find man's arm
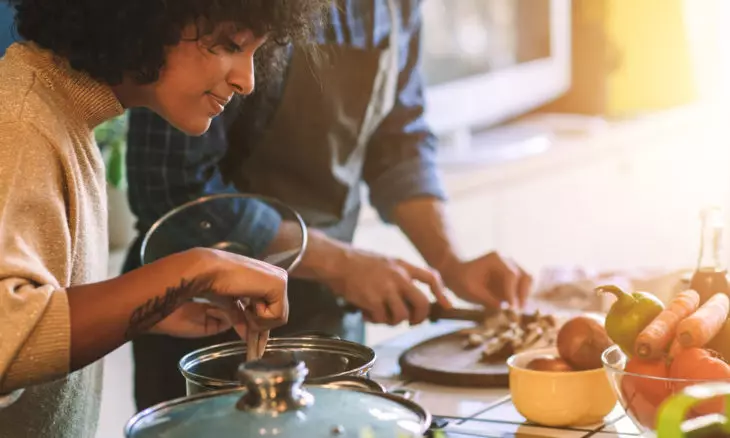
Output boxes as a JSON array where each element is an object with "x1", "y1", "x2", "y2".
[
  {"x1": 363, "y1": 3, "x2": 531, "y2": 308},
  {"x1": 126, "y1": 108, "x2": 281, "y2": 263},
  {"x1": 362, "y1": 3, "x2": 458, "y2": 270}
]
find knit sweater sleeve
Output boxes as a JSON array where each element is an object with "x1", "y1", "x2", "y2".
[{"x1": 0, "y1": 122, "x2": 72, "y2": 393}]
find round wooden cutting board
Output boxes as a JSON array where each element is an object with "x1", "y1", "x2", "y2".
[
  {"x1": 398, "y1": 329, "x2": 512, "y2": 387},
  {"x1": 399, "y1": 308, "x2": 593, "y2": 387}
]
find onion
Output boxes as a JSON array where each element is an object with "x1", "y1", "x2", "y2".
[
  {"x1": 526, "y1": 356, "x2": 574, "y2": 372},
  {"x1": 557, "y1": 315, "x2": 612, "y2": 370}
]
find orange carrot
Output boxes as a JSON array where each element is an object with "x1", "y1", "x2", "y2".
[
  {"x1": 635, "y1": 289, "x2": 701, "y2": 359},
  {"x1": 668, "y1": 338, "x2": 684, "y2": 361},
  {"x1": 676, "y1": 293, "x2": 730, "y2": 348}
]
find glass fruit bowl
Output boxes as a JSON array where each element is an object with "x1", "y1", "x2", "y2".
[{"x1": 602, "y1": 345, "x2": 730, "y2": 437}]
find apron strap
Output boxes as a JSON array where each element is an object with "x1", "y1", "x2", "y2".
[{"x1": 355, "y1": 0, "x2": 400, "y2": 148}]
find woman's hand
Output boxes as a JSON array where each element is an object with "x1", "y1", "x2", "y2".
[
  {"x1": 66, "y1": 248, "x2": 288, "y2": 373},
  {"x1": 138, "y1": 248, "x2": 289, "y2": 339}
]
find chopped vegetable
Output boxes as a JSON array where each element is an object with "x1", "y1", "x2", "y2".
[
  {"x1": 676, "y1": 293, "x2": 730, "y2": 348},
  {"x1": 597, "y1": 285, "x2": 664, "y2": 356},
  {"x1": 634, "y1": 289, "x2": 700, "y2": 359}
]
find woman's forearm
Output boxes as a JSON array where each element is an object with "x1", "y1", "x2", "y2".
[{"x1": 67, "y1": 251, "x2": 199, "y2": 371}]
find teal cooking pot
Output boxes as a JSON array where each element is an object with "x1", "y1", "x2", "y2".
[{"x1": 125, "y1": 355, "x2": 431, "y2": 438}]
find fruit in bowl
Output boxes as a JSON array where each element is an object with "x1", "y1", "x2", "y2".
[
  {"x1": 507, "y1": 315, "x2": 616, "y2": 427},
  {"x1": 598, "y1": 286, "x2": 730, "y2": 435},
  {"x1": 603, "y1": 345, "x2": 730, "y2": 434}
]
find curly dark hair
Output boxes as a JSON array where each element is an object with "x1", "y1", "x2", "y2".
[{"x1": 5, "y1": 0, "x2": 330, "y2": 85}]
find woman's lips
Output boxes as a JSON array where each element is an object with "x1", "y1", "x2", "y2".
[{"x1": 206, "y1": 93, "x2": 231, "y2": 116}]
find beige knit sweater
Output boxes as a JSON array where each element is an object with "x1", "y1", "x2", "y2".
[{"x1": 0, "y1": 42, "x2": 123, "y2": 437}]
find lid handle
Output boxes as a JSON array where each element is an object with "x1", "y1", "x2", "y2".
[{"x1": 235, "y1": 353, "x2": 314, "y2": 413}]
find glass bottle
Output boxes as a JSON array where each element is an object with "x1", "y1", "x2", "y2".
[{"x1": 689, "y1": 206, "x2": 730, "y2": 304}]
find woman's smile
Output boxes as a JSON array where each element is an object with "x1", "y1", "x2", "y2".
[{"x1": 206, "y1": 92, "x2": 231, "y2": 116}]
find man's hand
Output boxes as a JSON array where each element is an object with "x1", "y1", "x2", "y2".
[
  {"x1": 323, "y1": 248, "x2": 452, "y2": 326},
  {"x1": 440, "y1": 252, "x2": 532, "y2": 310}
]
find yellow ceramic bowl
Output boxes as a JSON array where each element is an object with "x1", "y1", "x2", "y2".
[{"x1": 507, "y1": 347, "x2": 617, "y2": 427}]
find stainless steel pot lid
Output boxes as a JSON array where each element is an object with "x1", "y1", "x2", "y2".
[
  {"x1": 179, "y1": 336, "x2": 376, "y2": 390},
  {"x1": 126, "y1": 355, "x2": 430, "y2": 438}
]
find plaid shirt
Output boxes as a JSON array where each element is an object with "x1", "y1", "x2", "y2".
[{"x1": 126, "y1": 0, "x2": 446, "y2": 255}]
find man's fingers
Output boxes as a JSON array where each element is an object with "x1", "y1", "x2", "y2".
[
  {"x1": 365, "y1": 295, "x2": 389, "y2": 324},
  {"x1": 400, "y1": 282, "x2": 431, "y2": 325},
  {"x1": 488, "y1": 255, "x2": 519, "y2": 308},
  {"x1": 516, "y1": 266, "x2": 533, "y2": 309},
  {"x1": 479, "y1": 286, "x2": 503, "y2": 309},
  {"x1": 384, "y1": 291, "x2": 410, "y2": 326},
  {"x1": 399, "y1": 261, "x2": 452, "y2": 310}
]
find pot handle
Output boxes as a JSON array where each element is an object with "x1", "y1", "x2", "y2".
[
  {"x1": 390, "y1": 388, "x2": 417, "y2": 401},
  {"x1": 287, "y1": 331, "x2": 341, "y2": 340}
]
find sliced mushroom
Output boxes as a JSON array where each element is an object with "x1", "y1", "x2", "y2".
[
  {"x1": 464, "y1": 333, "x2": 484, "y2": 349},
  {"x1": 541, "y1": 314, "x2": 557, "y2": 327},
  {"x1": 481, "y1": 337, "x2": 508, "y2": 358},
  {"x1": 459, "y1": 327, "x2": 486, "y2": 336},
  {"x1": 503, "y1": 308, "x2": 519, "y2": 324},
  {"x1": 467, "y1": 309, "x2": 561, "y2": 361},
  {"x1": 522, "y1": 326, "x2": 544, "y2": 349},
  {"x1": 499, "y1": 324, "x2": 523, "y2": 343}
]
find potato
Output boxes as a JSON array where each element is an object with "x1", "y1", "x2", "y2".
[
  {"x1": 526, "y1": 356, "x2": 574, "y2": 372},
  {"x1": 556, "y1": 316, "x2": 612, "y2": 370}
]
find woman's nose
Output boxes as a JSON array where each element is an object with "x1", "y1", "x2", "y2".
[{"x1": 228, "y1": 54, "x2": 255, "y2": 96}]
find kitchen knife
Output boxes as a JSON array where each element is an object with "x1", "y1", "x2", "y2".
[
  {"x1": 343, "y1": 302, "x2": 492, "y2": 323},
  {"x1": 428, "y1": 303, "x2": 494, "y2": 323}
]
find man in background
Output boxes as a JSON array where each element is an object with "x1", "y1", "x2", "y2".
[
  {"x1": 123, "y1": 0, "x2": 533, "y2": 411},
  {"x1": 0, "y1": 3, "x2": 16, "y2": 55}
]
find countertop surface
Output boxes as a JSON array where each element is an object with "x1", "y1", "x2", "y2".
[{"x1": 371, "y1": 321, "x2": 641, "y2": 438}]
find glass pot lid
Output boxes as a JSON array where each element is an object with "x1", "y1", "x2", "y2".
[
  {"x1": 140, "y1": 193, "x2": 307, "y2": 273},
  {"x1": 125, "y1": 355, "x2": 430, "y2": 438}
]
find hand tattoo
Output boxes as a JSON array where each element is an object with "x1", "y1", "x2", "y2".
[{"x1": 124, "y1": 277, "x2": 216, "y2": 339}]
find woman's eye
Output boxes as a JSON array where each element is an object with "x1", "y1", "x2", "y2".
[
  {"x1": 206, "y1": 43, "x2": 243, "y2": 55},
  {"x1": 224, "y1": 43, "x2": 243, "y2": 53}
]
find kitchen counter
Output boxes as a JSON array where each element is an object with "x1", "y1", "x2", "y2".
[{"x1": 371, "y1": 321, "x2": 641, "y2": 438}]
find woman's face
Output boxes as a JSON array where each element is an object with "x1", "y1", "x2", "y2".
[{"x1": 147, "y1": 24, "x2": 266, "y2": 136}]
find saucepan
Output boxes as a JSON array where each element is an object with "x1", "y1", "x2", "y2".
[
  {"x1": 178, "y1": 333, "x2": 378, "y2": 396},
  {"x1": 125, "y1": 355, "x2": 431, "y2": 438}
]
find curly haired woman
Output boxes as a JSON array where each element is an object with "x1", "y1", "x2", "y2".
[{"x1": 0, "y1": 0, "x2": 327, "y2": 436}]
